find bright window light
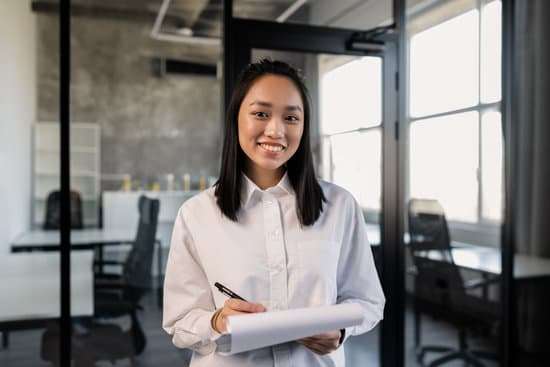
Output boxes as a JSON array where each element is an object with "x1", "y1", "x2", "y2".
[
  {"x1": 330, "y1": 129, "x2": 382, "y2": 211},
  {"x1": 410, "y1": 10, "x2": 479, "y2": 117},
  {"x1": 481, "y1": 111, "x2": 503, "y2": 221},
  {"x1": 409, "y1": 112, "x2": 479, "y2": 222},
  {"x1": 481, "y1": 0, "x2": 502, "y2": 103},
  {"x1": 321, "y1": 57, "x2": 382, "y2": 135}
]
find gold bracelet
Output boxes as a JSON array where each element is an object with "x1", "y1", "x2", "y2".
[{"x1": 211, "y1": 308, "x2": 223, "y2": 332}]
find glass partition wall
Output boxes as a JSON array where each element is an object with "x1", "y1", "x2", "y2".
[
  {"x1": 404, "y1": 0, "x2": 503, "y2": 366},
  {"x1": 0, "y1": 1, "x2": 63, "y2": 366},
  {"x1": 68, "y1": 0, "x2": 223, "y2": 365}
]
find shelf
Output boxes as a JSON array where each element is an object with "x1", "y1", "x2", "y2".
[{"x1": 36, "y1": 171, "x2": 98, "y2": 177}]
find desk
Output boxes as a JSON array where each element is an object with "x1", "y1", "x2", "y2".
[
  {"x1": 417, "y1": 246, "x2": 550, "y2": 280},
  {"x1": 0, "y1": 251, "x2": 94, "y2": 347},
  {"x1": 11, "y1": 228, "x2": 163, "y2": 306}
]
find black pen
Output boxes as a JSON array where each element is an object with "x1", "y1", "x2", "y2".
[{"x1": 214, "y1": 282, "x2": 247, "y2": 301}]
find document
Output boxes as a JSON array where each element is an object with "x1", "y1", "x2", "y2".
[{"x1": 215, "y1": 303, "x2": 364, "y2": 355}]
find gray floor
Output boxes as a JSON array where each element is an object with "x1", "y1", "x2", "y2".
[{"x1": 0, "y1": 293, "x2": 500, "y2": 367}]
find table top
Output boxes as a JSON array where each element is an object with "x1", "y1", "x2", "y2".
[
  {"x1": 417, "y1": 246, "x2": 550, "y2": 279},
  {"x1": 0, "y1": 251, "x2": 94, "y2": 322},
  {"x1": 11, "y1": 228, "x2": 159, "y2": 251}
]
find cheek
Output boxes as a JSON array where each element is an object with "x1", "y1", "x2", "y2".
[{"x1": 289, "y1": 127, "x2": 304, "y2": 150}]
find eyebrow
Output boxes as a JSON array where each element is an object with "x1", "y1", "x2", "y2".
[{"x1": 249, "y1": 100, "x2": 302, "y2": 112}]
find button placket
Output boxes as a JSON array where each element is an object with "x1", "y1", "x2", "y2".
[{"x1": 262, "y1": 194, "x2": 288, "y2": 314}]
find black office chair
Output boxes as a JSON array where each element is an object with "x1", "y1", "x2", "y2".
[
  {"x1": 43, "y1": 190, "x2": 84, "y2": 230},
  {"x1": 41, "y1": 196, "x2": 160, "y2": 366},
  {"x1": 408, "y1": 199, "x2": 500, "y2": 367}
]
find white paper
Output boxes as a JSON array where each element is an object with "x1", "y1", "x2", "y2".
[{"x1": 216, "y1": 303, "x2": 364, "y2": 355}]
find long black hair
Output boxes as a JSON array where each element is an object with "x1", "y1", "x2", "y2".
[{"x1": 214, "y1": 58, "x2": 326, "y2": 226}]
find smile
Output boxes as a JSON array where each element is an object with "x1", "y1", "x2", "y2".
[{"x1": 258, "y1": 143, "x2": 286, "y2": 153}]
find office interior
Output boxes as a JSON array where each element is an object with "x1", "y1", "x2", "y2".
[{"x1": 1, "y1": 0, "x2": 549, "y2": 366}]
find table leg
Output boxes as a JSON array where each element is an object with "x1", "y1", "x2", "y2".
[
  {"x1": 98, "y1": 245, "x2": 104, "y2": 274},
  {"x1": 482, "y1": 273, "x2": 489, "y2": 300},
  {"x1": 2, "y1": 331, "x2": 9, "y2": 348}
]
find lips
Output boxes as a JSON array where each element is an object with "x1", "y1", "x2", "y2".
[{"x1": 257, "y1": 142, "x2": 286, "y2": 153}]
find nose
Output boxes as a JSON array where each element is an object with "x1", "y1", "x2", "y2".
[{"x1": 264, "y1": 116, "x2": 285, "y2": 138}]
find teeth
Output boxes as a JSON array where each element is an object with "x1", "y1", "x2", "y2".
[{"x1": 259, "y1": 143, "x2": 284, "y2": 152}]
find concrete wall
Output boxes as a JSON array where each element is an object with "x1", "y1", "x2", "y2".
[
  {"x1": 0, "y1": 0, "x2": 36, "y2": 251},
  {"x1": 36, "y1": 13, "x2": 223, "y2": 190}
]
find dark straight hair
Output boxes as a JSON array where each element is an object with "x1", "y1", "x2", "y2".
[{"x1": 214, "y1": 58, "x2": 326, "y2": 226}]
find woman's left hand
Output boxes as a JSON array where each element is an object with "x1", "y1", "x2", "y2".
[{"x1": 297, "y1": 330, "x2": 341, "y2": 355}]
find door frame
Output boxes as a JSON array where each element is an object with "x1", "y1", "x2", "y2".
[{"x1": 223, "y1": 2, "x2": 406, "y2": 365}]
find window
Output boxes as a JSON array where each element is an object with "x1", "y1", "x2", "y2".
[
  {"x1": 408, "y1": 0, "x2": 503, "y2": 224},
  {"x1": 320, "y1": 57, "x2": 383, "y2": 217}
]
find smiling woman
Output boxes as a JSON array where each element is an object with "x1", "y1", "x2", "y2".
[
  {"x1": 237, "y1": 74, "x2": 305, "y2": 189},
  {"x1": 162, "y1": 59, "x2": 385, "y2": 367}
]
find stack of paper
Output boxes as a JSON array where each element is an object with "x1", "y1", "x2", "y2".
[{"x1": 216, "y1": 303, "x2": 363, "y2": 355}]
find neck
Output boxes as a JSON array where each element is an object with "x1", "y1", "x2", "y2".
[{"x1": 245, "y1": 165, "x2": 285, "y2": 190}]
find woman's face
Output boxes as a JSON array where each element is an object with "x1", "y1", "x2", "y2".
[{"x1": 238, "y1": 74, "x2": 304, "y2": 177}]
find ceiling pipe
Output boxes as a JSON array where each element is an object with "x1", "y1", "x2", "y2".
[
  {"x1": 151, "y1": 0, "x2": 221, "y2": 46},
  {"x1": 276, "y1": 0, "x2": 308, "y2": 23}
]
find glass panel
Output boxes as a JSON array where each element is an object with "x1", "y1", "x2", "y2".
[
  {"x1": 1, "y1": 0, "x2": 61, "y2": 365},
  {"x1": 253, "y1": 49, "x2": 382, "y2": 365},
  {"x1": 480, "y1": 0, "x2": 502, "y2": 104},
  {"x1": 481, "y1": 111, "x2": 503, "y2": 222},
  {"x1": 409, "y1": 112, "x2": 479, "y2": 223},
  {"x1": 67, "y1": 1, "x2": 224, "y2": 365},
  {"x1": 405, "y1": 1, "x2": 503, "y2": 365},
  {"x1": 321, "y1": 57, "x2": 382, "y2": 134},
  {"x1": 330, "y1": 130, "x2": 382, "y2": 213},
  {"x1": 234, "y1": 0, "x2": 393, "y2": 31},
  {"x1": 410, "y1": 9, "x2": 479, "y2": 117}
]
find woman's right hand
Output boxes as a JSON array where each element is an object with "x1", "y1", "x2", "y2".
[{"x1": 211, "y1": 298, "x2": 266, "y2": 333}]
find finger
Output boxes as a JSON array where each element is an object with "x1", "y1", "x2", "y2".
[
  {"x1": 301, "y1": 342, "x2": 330, "y2": 355},
  {"x1": 225, "y1": 299, "x2": 266, "y2": 313},
  {"x1": 303, "y1": 337, "x2": 339, "y2": 350}
]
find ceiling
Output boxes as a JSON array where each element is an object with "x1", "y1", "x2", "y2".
[{"x1": 32, "y1": 0, "x2": 302, "y2": 39}]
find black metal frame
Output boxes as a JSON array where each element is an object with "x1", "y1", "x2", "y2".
[
  {"x1": 501, "y1": 0, "x2": 516, "y2": 366},
  {"x1": 59, "y1": 0, "x2": 71, "y2": 365}
]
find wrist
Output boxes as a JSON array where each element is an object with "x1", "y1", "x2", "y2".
[{"x1": 211, "y1": 308, "x2": 223, "y2": 333}]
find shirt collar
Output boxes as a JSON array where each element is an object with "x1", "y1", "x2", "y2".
[{"x1": 241, "y1": 171, "x2": 294, "y2": 207}]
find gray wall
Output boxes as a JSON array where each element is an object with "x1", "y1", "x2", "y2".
[
  {"x1": 0, "y1": 0, "x2": 36, "y2": 252},
  {"x1": 36, "y1": 13, "x2": 223, "y2": 190}
]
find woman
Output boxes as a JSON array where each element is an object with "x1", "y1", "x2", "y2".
[{"x1": 163, "y1": 59, "x2": 385, "y2": 366}]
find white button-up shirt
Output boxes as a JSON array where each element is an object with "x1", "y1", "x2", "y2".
[{"x1": 163, "y1": 172, "x2": 385, "y2": 367}]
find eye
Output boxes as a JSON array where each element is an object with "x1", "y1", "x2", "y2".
[
  {"x1": 253, "y1": 111, "x2": 269, "y2": 119},
  {"x1": 286, "y1": 115, "x2": 299, "y2": 123}
]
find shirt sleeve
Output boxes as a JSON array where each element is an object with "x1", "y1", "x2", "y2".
[
  {"x1": 336, "y1": 195, "x2": 385, "y2": 343},
  {"x1": 162, "y1": 207, "x2": 220, "y2": 354}
]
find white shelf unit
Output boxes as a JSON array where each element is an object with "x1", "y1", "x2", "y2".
[{"x1": 32, "y1": 122, "x2": 101, "y2": 228}]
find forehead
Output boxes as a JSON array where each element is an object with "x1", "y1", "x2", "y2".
[{"x1": 243, "y1": 74, "x2": 303, "y2": 107}]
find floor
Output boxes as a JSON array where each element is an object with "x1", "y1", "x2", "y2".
[{"x1": 0, "y1": 289, "x2": 504, "y2": 367}]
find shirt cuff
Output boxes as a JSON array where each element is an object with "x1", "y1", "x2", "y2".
[{"x1": 172, "y1": 310, "x2": 222, "y2": 355}]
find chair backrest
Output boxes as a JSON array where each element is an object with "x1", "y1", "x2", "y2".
[
  {"x1": 408, "y1": 198, "x2": 451, "y2": 252},
  {"x1": 43, "y1": 190, "x2": 84, "y2": 230},
  {"x1": 122, "y1": 195, "x2": 160, "y2": 300},
  {"x1": 407, "y1": 199, "x2": 466, "y2": 306}
]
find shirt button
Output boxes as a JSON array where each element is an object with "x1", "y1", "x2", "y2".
[
  {"x1": 272, "y1": 229, "x2": 279, "y2": 237},
  {"x1": 264, "y1": 199, "x2": 273, "y2": 205}
]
